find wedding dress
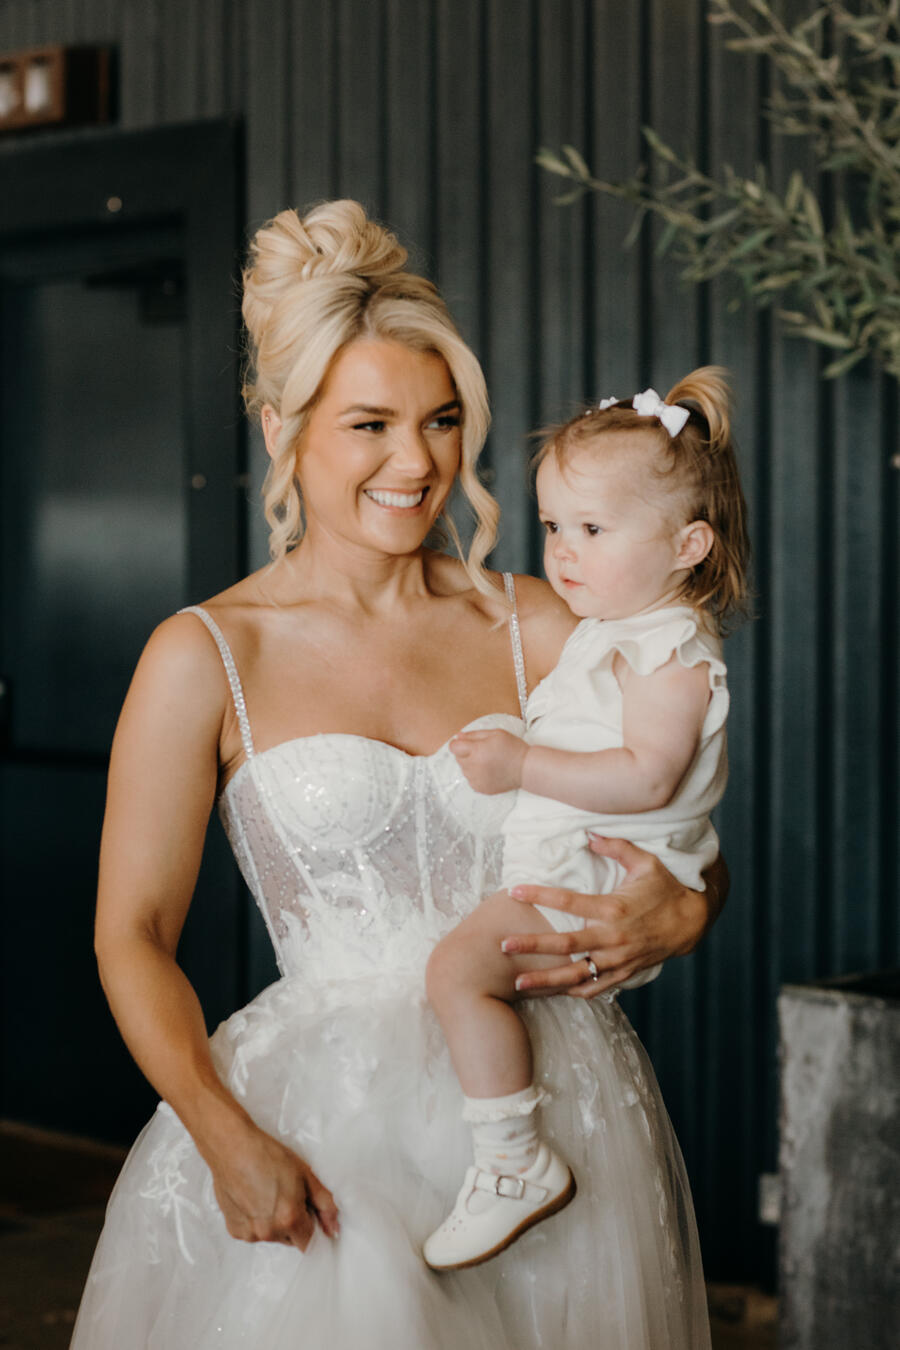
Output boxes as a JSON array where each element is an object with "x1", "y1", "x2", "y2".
[{"x1": 71, "y1": 575, "x2": 710, "y2": 1349}]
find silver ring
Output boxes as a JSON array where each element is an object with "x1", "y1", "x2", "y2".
[{"x1": 584, "y1": 957, "x2": 600, "y2": 982}]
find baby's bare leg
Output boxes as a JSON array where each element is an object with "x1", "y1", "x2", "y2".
[
  {"x1": 423, "y1": 894, "x2": 578, "y2": 1269},
  {"x1": 425, "y1": 890, "x2": 558, "y2": 1099}
]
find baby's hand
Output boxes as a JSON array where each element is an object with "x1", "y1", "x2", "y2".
[{"x1": 449, "y1": 729, "x2": 528, "y2": 795}]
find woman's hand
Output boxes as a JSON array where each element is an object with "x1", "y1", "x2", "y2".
[
  {"x1": 207, "y1": 1120, "x2": 340, "y2": 1250},
  {"x1": 502, "y1": 835, "x2": 729, "y2": 999},
  {"x1": 450, "y1": 728, "x2": 528, "y2": 795}
]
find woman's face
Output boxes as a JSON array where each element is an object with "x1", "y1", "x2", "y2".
[{"x1": 276, "y1": 338, "x2": 462, "y2": 562}]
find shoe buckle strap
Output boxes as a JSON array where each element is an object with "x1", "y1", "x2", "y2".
[{"x1": 472, "y1": 1170, "x2": 547, "y2": 1203}]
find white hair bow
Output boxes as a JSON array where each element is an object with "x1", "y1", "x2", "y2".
[
  {"x1": 596, "y1": 397, "x2": 619, "y2": 411},
  {"x1": 631, "y1": 388, "x2": 689, "y2": 437}
]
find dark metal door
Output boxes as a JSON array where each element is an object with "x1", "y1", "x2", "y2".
[{"x1": 0, "y1": 120, "x2": 247, "y2": 1142}]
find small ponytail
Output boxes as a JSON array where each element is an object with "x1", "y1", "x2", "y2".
[
  {"x1": 660, "y1": 366, "x2": 750, "y2": 631},
  {"x1": 665, "y1": 365, "x2": 731, "y2": 454}
]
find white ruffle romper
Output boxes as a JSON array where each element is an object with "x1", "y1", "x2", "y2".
[
  {"x1": 502, "y1": 605, "x2": 728, "y2": 970},
  {"x1": 71, "y1": 578, "x2": 711, "y2": 1350}
]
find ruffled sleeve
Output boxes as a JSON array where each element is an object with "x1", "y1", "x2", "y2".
[{"x1": 582, "y1": 608, "x2": 729, "y2": 741}]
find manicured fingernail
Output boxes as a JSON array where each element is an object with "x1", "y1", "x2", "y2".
[
  {"x1": 501, "y1": 939, "x2": 520, "y2": 953},
  {"x1": 509, "y1": 886, "x2": 524, "y2": 898},
  {"x1": 587, "y1": 833, "x2": 608, "y2": 841},
  {"x1": 515, "y1": 976, "x2": 530, "y2": 991}
]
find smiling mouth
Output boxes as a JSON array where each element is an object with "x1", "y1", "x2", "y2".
[{"x1": 364, "y1": 488, "x2": 428, "y2": 509}]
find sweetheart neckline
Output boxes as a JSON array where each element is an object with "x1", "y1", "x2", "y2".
[{"x1": 219, "y1": 713, "x2": 524, "y2": 801}]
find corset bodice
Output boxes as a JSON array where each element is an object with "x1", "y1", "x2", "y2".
[{"x1": 218, "y1": 715, "x2": 523, "y2": 985}]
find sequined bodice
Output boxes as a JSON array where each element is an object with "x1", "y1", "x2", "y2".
[
  {"x1": 181, "y1": 578, "x2": 528, "y2": 993},
  {"x1": 218, "y1": 717, "x2": 521, "y2": 984}
]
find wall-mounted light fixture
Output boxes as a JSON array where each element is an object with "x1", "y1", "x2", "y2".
[{"x1": 0, "y1": 45, "x2": 112, "y2": 133}]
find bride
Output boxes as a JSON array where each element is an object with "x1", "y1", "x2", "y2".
[{"x1": 72, "y1": 200, "x2": 723, "y2": 1348}]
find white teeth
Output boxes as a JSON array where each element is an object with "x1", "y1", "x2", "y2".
[{"x1": 365, "y1": 489, "x2": 425, "y2": 508}]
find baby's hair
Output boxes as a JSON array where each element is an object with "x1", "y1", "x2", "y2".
[{"x1": 535, "y1": 366, "x2": 751, "y2": 631}]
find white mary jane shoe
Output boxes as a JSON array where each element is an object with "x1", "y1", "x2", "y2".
[{"x1": 423, "y1": 1142, "x2": 576, "y2": 1271}]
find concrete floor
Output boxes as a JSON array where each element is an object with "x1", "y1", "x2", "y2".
[{"x1": 0, "y1": 1120, "x2": 777, "y2": 1349}]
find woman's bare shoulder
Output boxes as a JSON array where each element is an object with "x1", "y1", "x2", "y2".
[
  {"x1": 508, "y1": 571, "x2": 563, "y2": 613},
  {"x1": 129, "y1": 613, "x2": 230, "y2": 718},
  {"x1": 508, "y1": 573, "x2": 578, "y2": 679}
]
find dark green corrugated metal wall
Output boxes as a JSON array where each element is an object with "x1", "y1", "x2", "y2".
[{"x1": 1, "y1": 0, "x2": 897, "y2": 1282}]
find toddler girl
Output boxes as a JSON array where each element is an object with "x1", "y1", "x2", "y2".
[{"x1": 423, "y1": 366, "x2": 749, "y2": 1271}]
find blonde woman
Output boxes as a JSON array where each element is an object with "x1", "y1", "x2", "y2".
[{"x1": 72, "y1": 201, "x2": 722, "y2": 1349}]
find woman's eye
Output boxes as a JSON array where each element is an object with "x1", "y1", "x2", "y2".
[
  {"x1": 354, "y1": 420, "x2": 387, "y2": 433},
  {"x1": 427, "y1": 414, "x2": 461, "y2": 431}
]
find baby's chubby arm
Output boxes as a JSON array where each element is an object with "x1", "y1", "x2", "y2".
[
  {"x1": 523, "y1": 654, "x2": 711, "y2": 812},
  {"x1": 451, "y1": 653, "x2": 711, "y2": 812}
]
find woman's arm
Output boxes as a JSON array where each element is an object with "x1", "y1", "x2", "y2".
[
  {"x1": 94, "y1": 615, "x2": 338, "y2": 1248},
  {"x1": 500, "y1": 835, "x2": 729, "y2": 998}
]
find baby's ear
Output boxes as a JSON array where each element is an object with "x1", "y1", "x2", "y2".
[{"x1": 676, "y1": 520, "x2": 715, "y2": 568}]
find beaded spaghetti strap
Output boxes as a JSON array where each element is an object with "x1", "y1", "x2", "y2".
[
  {"x1": 177, "y1": 606, "x2": 255, "y2": 761},
  {"x1": 502, "y1": 572, "x2": 528, "y2": 720}
]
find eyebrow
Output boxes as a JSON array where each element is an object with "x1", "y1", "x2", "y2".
[{"x1": 340, "y1": 399, "x2": 461, "y2": 418}]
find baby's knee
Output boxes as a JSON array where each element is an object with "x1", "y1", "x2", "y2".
[{"x1": 425, "y1": 932, "x2": 468, "y2": 1010}]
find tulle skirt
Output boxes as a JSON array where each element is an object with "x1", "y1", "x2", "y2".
[{"x1": 71, "y1": 972, "x2": 710, "y2": 1349}]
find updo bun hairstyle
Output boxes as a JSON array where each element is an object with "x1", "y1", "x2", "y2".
[
  {"x1": 241, "y1": 200, "x2": 498, "y2": 594},
  {"x1": 535, "y1": 365, "x2": 751, "y2": 632}
]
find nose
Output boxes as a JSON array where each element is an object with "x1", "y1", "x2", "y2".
[
  {"x1": 550, "y1": 531, "x2": 576, "y2": 562},
  {"x1": 390, "y1": 428, "x2": 433, "y2": 478}
]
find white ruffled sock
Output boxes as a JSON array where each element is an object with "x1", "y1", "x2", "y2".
[{"x1": 462, "y1": 1084, "x2": 544, "y2": 1176}]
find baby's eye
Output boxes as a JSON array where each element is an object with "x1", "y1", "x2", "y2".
[
  {"x1": 584, "y1": 523, "x2": 603, "y2": 536},
  {"x1": 542, "y1": 520, "x2": 558, "y2": 535}
]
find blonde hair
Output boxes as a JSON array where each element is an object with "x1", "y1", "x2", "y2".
[
  {"x1": 241, "y1": 200, "x2": 498, "y2": 593},
  {"x1": 535, "y1": 366, "x2": 751, "y2": 631}
]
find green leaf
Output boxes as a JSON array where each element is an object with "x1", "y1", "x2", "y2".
[
  {"x1": 728, "y1": 36, "x2": 779, "y2": 52},
  {"x1": 695, "y1": 206, "x2": 744, "y2": 235},
  {"x1": 823, "y1": 347, "x2": 868, "y2": 377},
  {"x1": 803, "y1": 190, "x2": 824, "y2": 237},
  {"x1": 655, "y1": 219, "x2": 682, "y2": 257},
  {"x1": 796, "y1": 8, "x2": 829, "y2": 39},
  {"x1": 790, "y1": 325, "x2": 855, "y2": 348},
  {"x1": 730, "y1": 227, "x2": 775, "y2": 257},
  {"x1": 785, "y1": 170, "x2": 806, "y2": 213},
  {"x1": 535, "y1": 149, "x2": 572, "y2": 178},
  {"x1": 562, "y1": 144, "x2": 592, "y2": 179},
  {"x1": 752, "y1": 270, "x2": 805, "y2": 290},
  {"x1": 623, "y1": 209, "x2": 648, "y2": 250},
  {"x1": 641, "y1": 127, "x2": 682, "y2": 165},
  {"x1": 779, "y1": 309, "x2": 810, "y2": 326}
]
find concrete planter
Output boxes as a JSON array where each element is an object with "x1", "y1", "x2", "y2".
[{"x1": 778, "y1": 971, "x2": 900, "y2": 1350}]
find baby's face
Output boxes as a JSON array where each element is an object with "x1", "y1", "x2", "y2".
[{"x1": 536, "y1": 445, "x2": 690, "y2": 621}]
